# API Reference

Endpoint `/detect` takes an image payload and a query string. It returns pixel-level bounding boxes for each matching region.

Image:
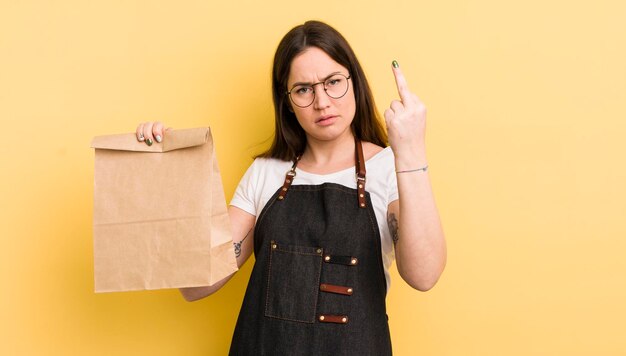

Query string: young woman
[136,20,446,355]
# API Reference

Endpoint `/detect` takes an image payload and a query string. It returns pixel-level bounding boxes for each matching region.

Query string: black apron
[229,140,392,355]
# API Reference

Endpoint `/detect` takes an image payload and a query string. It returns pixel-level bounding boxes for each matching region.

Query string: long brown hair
[258,20,387,161]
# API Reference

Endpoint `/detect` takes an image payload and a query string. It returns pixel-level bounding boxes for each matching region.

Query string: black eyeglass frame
[285,74,352,108]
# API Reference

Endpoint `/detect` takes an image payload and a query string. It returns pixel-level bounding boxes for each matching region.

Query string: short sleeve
[230,160,259,217]
[386,150,399,203]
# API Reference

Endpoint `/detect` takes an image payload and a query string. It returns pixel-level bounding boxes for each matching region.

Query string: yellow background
[1,0,625,355]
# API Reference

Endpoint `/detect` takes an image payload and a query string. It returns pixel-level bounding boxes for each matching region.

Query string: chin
[307,127,353,143]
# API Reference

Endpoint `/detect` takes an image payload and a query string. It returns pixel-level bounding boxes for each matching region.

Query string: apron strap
[277,157,299,201]
[277,138,367,208]
[355,137,367,208]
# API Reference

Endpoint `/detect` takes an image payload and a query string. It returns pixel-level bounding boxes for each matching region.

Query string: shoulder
[237,157,291,189]
[246,156,293,185]
[232,156,292,213]
[363,144,398,201]
[361,141,386,160]
[362,141,394,168]
[248,156,292,172]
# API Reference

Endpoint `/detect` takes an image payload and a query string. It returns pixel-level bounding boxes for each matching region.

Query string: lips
[316,115,338,126]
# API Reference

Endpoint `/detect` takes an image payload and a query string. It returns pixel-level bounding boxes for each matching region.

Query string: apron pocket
[264,241,323,323]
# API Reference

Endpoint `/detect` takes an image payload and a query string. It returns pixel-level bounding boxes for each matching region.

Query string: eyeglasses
[286,73,351,108]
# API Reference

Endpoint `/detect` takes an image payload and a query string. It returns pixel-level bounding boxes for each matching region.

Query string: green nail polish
[392,60,399,68]
[146,138,153,146]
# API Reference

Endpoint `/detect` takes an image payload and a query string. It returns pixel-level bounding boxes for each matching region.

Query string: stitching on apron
[264,243,323,323]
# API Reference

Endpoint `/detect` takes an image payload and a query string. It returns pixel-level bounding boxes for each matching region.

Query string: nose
[312,83,331,109]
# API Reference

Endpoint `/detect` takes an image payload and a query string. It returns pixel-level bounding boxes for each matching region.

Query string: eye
[326,76,344,87]
[294,86,312,95]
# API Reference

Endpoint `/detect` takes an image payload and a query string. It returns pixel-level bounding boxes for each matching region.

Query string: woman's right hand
[135,121,170,146]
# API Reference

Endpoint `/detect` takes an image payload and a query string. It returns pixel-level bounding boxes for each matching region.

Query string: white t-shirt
[230,146,399,290]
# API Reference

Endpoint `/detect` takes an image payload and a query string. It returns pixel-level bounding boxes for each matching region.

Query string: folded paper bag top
[90,127,209,153]
[91,127,238,292]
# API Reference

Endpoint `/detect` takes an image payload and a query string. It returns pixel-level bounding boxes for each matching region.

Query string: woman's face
[286,47,356,144]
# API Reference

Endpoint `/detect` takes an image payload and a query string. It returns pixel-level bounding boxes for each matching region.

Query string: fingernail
[155,135,162,143]
[138,133,145,141]
[146,138,153,146]
[392,60,399,68]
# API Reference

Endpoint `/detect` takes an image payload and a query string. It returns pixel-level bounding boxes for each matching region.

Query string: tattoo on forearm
[387,213,399,245]
[233,229,252,258]
[234,241,242,258]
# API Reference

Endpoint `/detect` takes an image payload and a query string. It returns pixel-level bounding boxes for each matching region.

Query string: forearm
[178,243,250,301]
[179,206,255,301]
[392,151,446,291]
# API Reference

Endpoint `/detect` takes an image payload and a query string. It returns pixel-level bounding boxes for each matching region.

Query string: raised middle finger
[391,61,413,107]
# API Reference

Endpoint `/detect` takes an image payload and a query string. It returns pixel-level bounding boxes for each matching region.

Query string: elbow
[182,294,203,302]
[413,278,439,292]
[179,271,235,302]
[179,287,212,302]
[400,261,446,292]
[403,274,441,292]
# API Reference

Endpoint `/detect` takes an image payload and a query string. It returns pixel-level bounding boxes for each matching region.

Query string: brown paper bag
[90,127,237,292]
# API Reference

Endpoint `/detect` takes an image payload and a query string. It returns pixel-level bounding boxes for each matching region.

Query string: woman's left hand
[384,62,446,291]
[384,61,428,167]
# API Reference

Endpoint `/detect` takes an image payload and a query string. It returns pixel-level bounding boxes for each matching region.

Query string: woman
[136,20,446,355]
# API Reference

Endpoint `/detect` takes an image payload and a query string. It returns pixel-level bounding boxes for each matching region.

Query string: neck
[301,132,356,168]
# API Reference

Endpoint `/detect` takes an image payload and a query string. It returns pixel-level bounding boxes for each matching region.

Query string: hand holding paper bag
[91,127,238,292]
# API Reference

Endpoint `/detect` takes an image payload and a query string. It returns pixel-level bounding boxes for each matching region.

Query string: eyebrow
[290,71,344,88]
